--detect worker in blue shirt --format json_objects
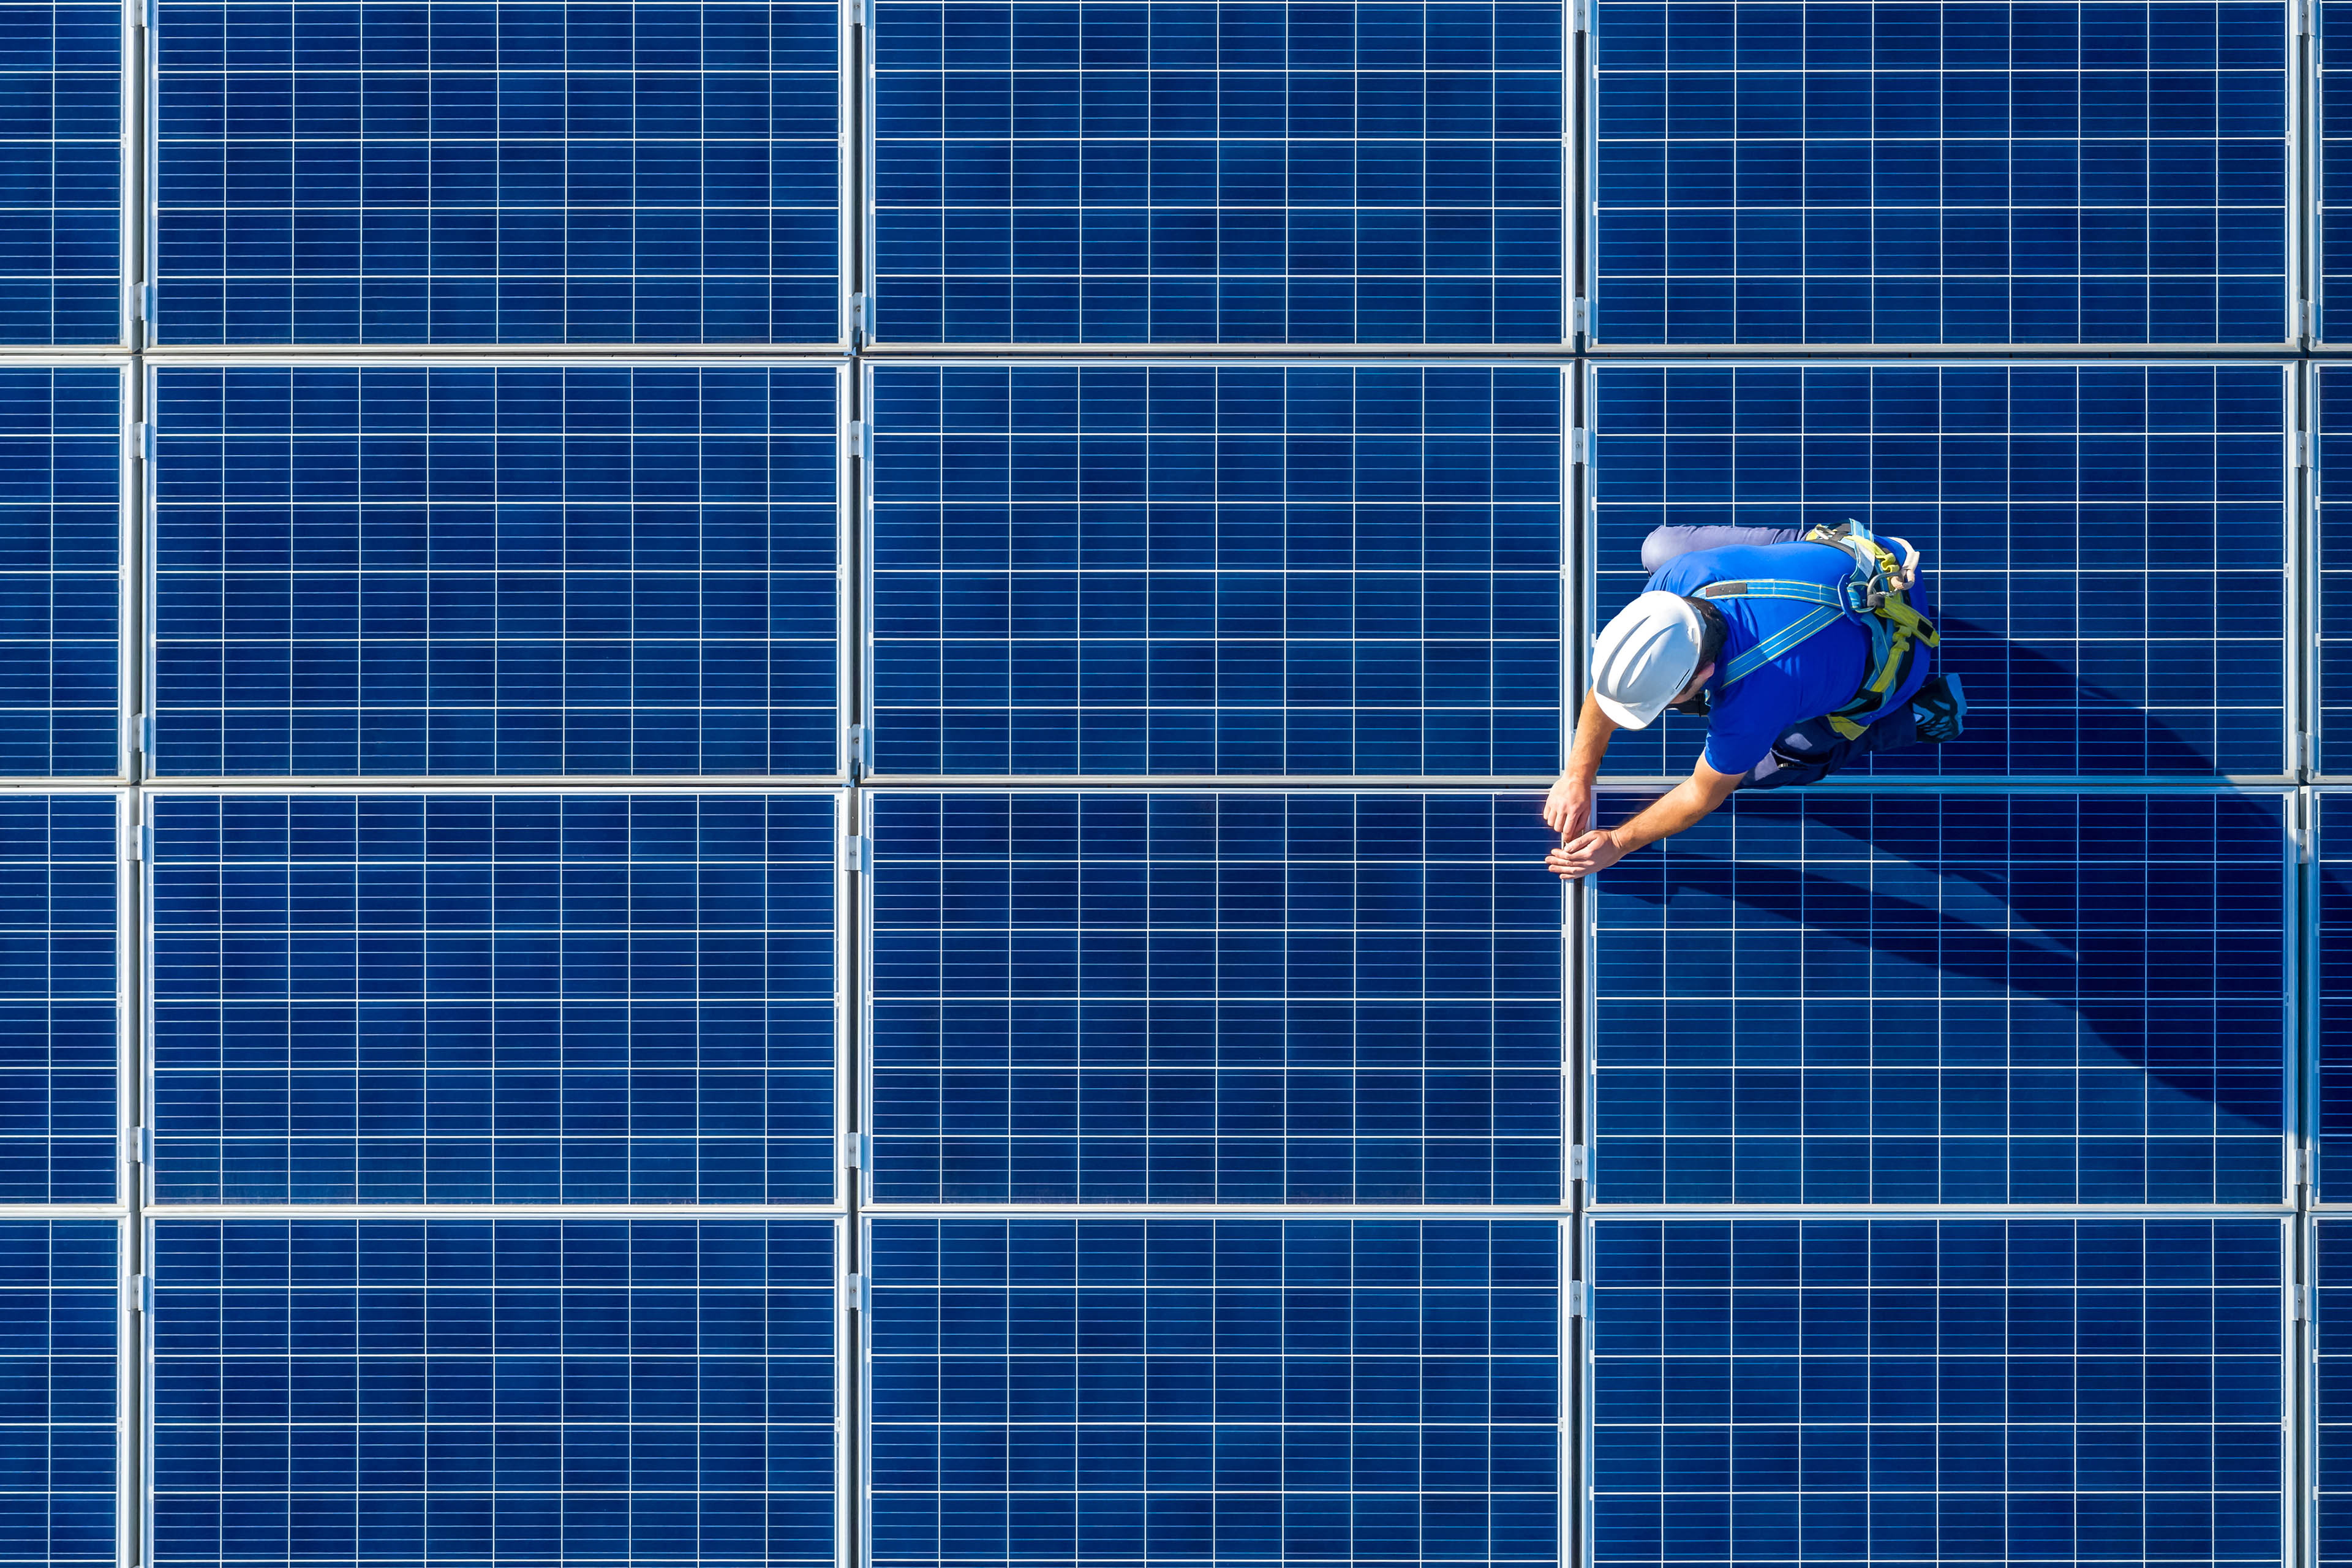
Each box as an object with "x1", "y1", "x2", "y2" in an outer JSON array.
[{"x1": 1545, "y1": 522, "x2": 1966, "y2": 880}]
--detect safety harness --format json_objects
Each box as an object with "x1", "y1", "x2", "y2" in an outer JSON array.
[{"x1": 1693, "y1": 521, "x2": 1940, "y2": 741}]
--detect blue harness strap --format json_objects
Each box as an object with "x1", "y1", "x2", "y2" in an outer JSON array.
[
  {"x1": 1692, "y1": 524, "x2": 1939, "y2": 737},
  {"x1": 1697, "y1": 579, "x2": 1854, "y2": 684}
]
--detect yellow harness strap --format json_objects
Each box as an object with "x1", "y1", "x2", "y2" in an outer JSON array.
[{"x1": 1800, "y1": 524, "x2": 1939, "y2": 741}]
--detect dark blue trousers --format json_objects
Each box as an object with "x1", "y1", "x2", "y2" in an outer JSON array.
[{"x1": 1640, "y1": 524, "x2": 1927, "y2": 791}]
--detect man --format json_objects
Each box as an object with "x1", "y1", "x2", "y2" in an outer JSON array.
[{"x1": 1545, "y1": 522, "x2": 1966, "y2": 880}]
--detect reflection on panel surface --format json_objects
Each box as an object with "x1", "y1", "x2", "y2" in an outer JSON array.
[
  {"x1": 871, "y1": 1, "x2": 1565, "y2": 344},
  {"x1": 1592, "y1": 0, "x2": 2289, "y2": 346},
  {"x1": 0, "y1": 369, "x2": 119, "y2": 777},
  {"x1": 149, "y1": 1219, "x2": 837, "y2": 1568},
  {"x1": 1591, "y1": 363, "x2": 2288, "y2": 777},
  {"x1": 1592, "y1": 1219, "x2": 2286, "y2": 1568},
  {"x1": 151, "y1": 366, "x2": 840, "y2": 777},
  {"x1": 152, "y1": 0, "x2": 842, "y2": 345},
  {"x1": 2321, "y1": 794, "x2": 2352, "y2": 1199},
  {"x1": 0, "y1": 2, "x2": 118, "y2": 344},
  {"x1": 870, "y1": 792, "x2": 1561, "y2": 1202},
  {"x1": 1590, "y1": 791, "x2": 2286, "y2": 1204},
  {"x1": 870, "y1": 365, "x2": 1561, "y2": 776},
  {"x1": 0, "y1": 1222, "x2": 113, "y2": 1567},
  {"x1": 869, "y1": 1218, "x2": 1559, "y2": 1568},
  {"x1": 0, "y1": 796, "x2": 115, "y2": 1204},
  {"x1": 148, "y1": 793, "x2": 837, "y2": 1204}
]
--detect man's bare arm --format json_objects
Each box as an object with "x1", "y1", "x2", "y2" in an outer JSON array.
[
  {"x1": 1542, "y1": 692, "x2": 1619, "y2": 836},
  {"x1": 1548, "y1": 758, "x2": 1742, "y2": 879}
]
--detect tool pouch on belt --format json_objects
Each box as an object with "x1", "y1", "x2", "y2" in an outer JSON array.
[{"x1": 1695, "y1": 520, "x2": 1940, "y2": 741}]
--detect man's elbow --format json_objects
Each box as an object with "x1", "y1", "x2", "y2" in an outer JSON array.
[{"x1": 1689, "y1": 763, "x2": 1743, "y2": 810}]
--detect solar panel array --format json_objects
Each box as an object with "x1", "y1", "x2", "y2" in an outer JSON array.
[
  {"x1": 1595, "y1": 1219, "x2": 2288, "y2": 1564},
  {"x1": 869, "y1": 1218, "x2": 1561, "y2": 1568},
  {"x1": 147, "y1": 792, "x2": 839, "y2": 1203},
  {"x1": 0, "y1": 794, "x2": 117, "y2": 1202},
  {"x1": 1591, "y1": 361, "x2": 2292, "y2": 779},
  {"x1": 150, "y1": 0, "x2": 846, "y2": 345},
  {"x1": 0, "y1": 369, "x2": 121, "y2": 777},
  {"x1": 1591, "y1": 789, "x2": 2288, "y2": 1206},
  {"x1": 149, "y1": 1218, "x2": 839, "y2": 1567},
  {"x1": 869, "y1": 363, "x2": 1564, "y2": 775},
  {"x1": 0, "y1": 3, "x2": 119, "y2": 344},
  {"x1": 0, "y1": 1223, "x2": 115, "y2": 1566},
  {"x1": 869, "y1": 791, "x2": 1562, "y2": 1202},
  {"x1": 2, "y1": 0, "x2": 2347, "y2": 1562},
  {"x1": 869, "y1": 1, "x2": 1568, "y2": 345},
  {"x1": 1592, "y1": 0, "x2": 2291, "y2": 346},
  {"x1": 149, "y1": 364, "x2": 842, "y2": 777}
]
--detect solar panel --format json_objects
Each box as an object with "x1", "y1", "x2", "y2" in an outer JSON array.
[
  {"x1": 870, "y1": 1, "x2": 1566, "y2": 344},
  {"x1": 150, "y1": 366, "x2": 841, "y2": 777},
  {"x1": 148, "y1": 792, "x2": 838, "y2": 1203},
  {"x1": 1591, "y1": 0, "x2": 2291, "y2": 346},
  {"x1": 0, "y1": 1221, "x2": 115, "y2": 1566},
  {"x1": 1591, "y1": 1218, "x2": 2286, "y2": 1567},
  {"x1": 151, "y1": 0, "x2": 844, "y2": 345},
  {"x1": 869, "y1": 364, "x2": 1562, "y2": 776},
  {"x1": 1589, "y1": 790, "x2": 2287, "y2": 1204},
  {"x1": 0, "y1": 369, "x2": 119, "y2": 777},
  {"x1": 0, "y1": 795, "x2": 116, "y2": 1204},
  {"x1": 149, "y1": 1218, "x2": 837, "y2": 1568},
  {"x1": 869, "y1": 791, "x2": 1561, "y2": 1202},
  {"x1": 2322, "y1": 1, "x2": 2352, "y2": 342},
  {"x1": 0, "y1": 2, "x2": 119, "y2": 344},
  {"x1": 868, "y1": 1218, "x2": 1559, "y2": 1568},
  {"x1": 2319, "y1": 368, "x2": 2352, "y2": 762},
  {"x1": 1591, "y1": 363, "x2": 2290, "y2": 778}
]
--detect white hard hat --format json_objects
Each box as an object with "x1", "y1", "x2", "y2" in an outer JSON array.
[{"x1": 1591, "y1": 590, "x2": 1705, "y2": 729}]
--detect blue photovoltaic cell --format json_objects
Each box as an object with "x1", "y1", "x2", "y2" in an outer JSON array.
[
  {"x1": 871, "y1": 1, "x2": 1564, "y2": 344},
  {"x1": 1591, "y1": 791, "x2": 2286, "y2": 1205},
  {"x1": 0, "y1": 797, "x2": 115, "y2": 1204},
  {"x1": 152, "y1": 0, "x2": 842, "y2": 345},
  {"x1": 1593, "y1": 1219, "x2": 2285, "y2": 1568},
  {"x1": 151, "y1": 366, "x2": 840, "y2": 777},
  {"x1": 1592, "y1": 0, "x2": 2290, "y2": 345},
  {"x1": 0, "y1": 1222, "x2": 115, "y2": 1567},
  {"x1": 151, "y1": 1219, "x2": 836, "y2": 1568},
  {"x1": 0, "y1": 1, "x2": 119, "y2": 344},
  {"x1": 1591, "y1": 363, "x2": 2288, "y2": 778},
  {"x1": 869, "y1": 792, "x2": 1560, "y2": 1203},
  {"x1": 869, "y1": 1218, "x2": 1559, "y2": 1568},
  {"x1": 871, "y1": 365, "x2": 1562, "y2": 775},
  {"x1": 148, "y1": 793, "x2": 837, "y2": 1204},
  {"x1": 0, "y1": 369, "x2": 119, "y2": 777}
]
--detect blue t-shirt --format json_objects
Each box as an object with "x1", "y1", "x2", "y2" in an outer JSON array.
[{"x1": 1646, "y1": 540, "x2": 1932, "y2": 774}]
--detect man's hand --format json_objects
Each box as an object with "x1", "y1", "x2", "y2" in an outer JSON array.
[
  {"x1": 1542, "y1": 777, "x2": 1591, "y2": 839},
  {"x1": 1547, "y1": 828, "x2": 1625, "y2": 880},
  {"x1": 1545, "y1": 761, "x2": 1740, "y2": 880}
]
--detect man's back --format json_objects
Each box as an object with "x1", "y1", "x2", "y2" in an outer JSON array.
[{"x1": 1643, "y1": 538, "x2": 1879, "y2": 774}]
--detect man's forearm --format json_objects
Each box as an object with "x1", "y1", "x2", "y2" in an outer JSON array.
[
  {"x1": 1562, "y1": 692, "x2": 1616, "y2": 785},
  {"x1": 1607, "y1": 775, "x2": 1732, "y2": 854}
]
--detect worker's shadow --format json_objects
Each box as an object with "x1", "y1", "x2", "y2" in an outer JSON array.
[{"x1": 1591, "y1": 617, "x2": 2301, "y2": 1137}]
